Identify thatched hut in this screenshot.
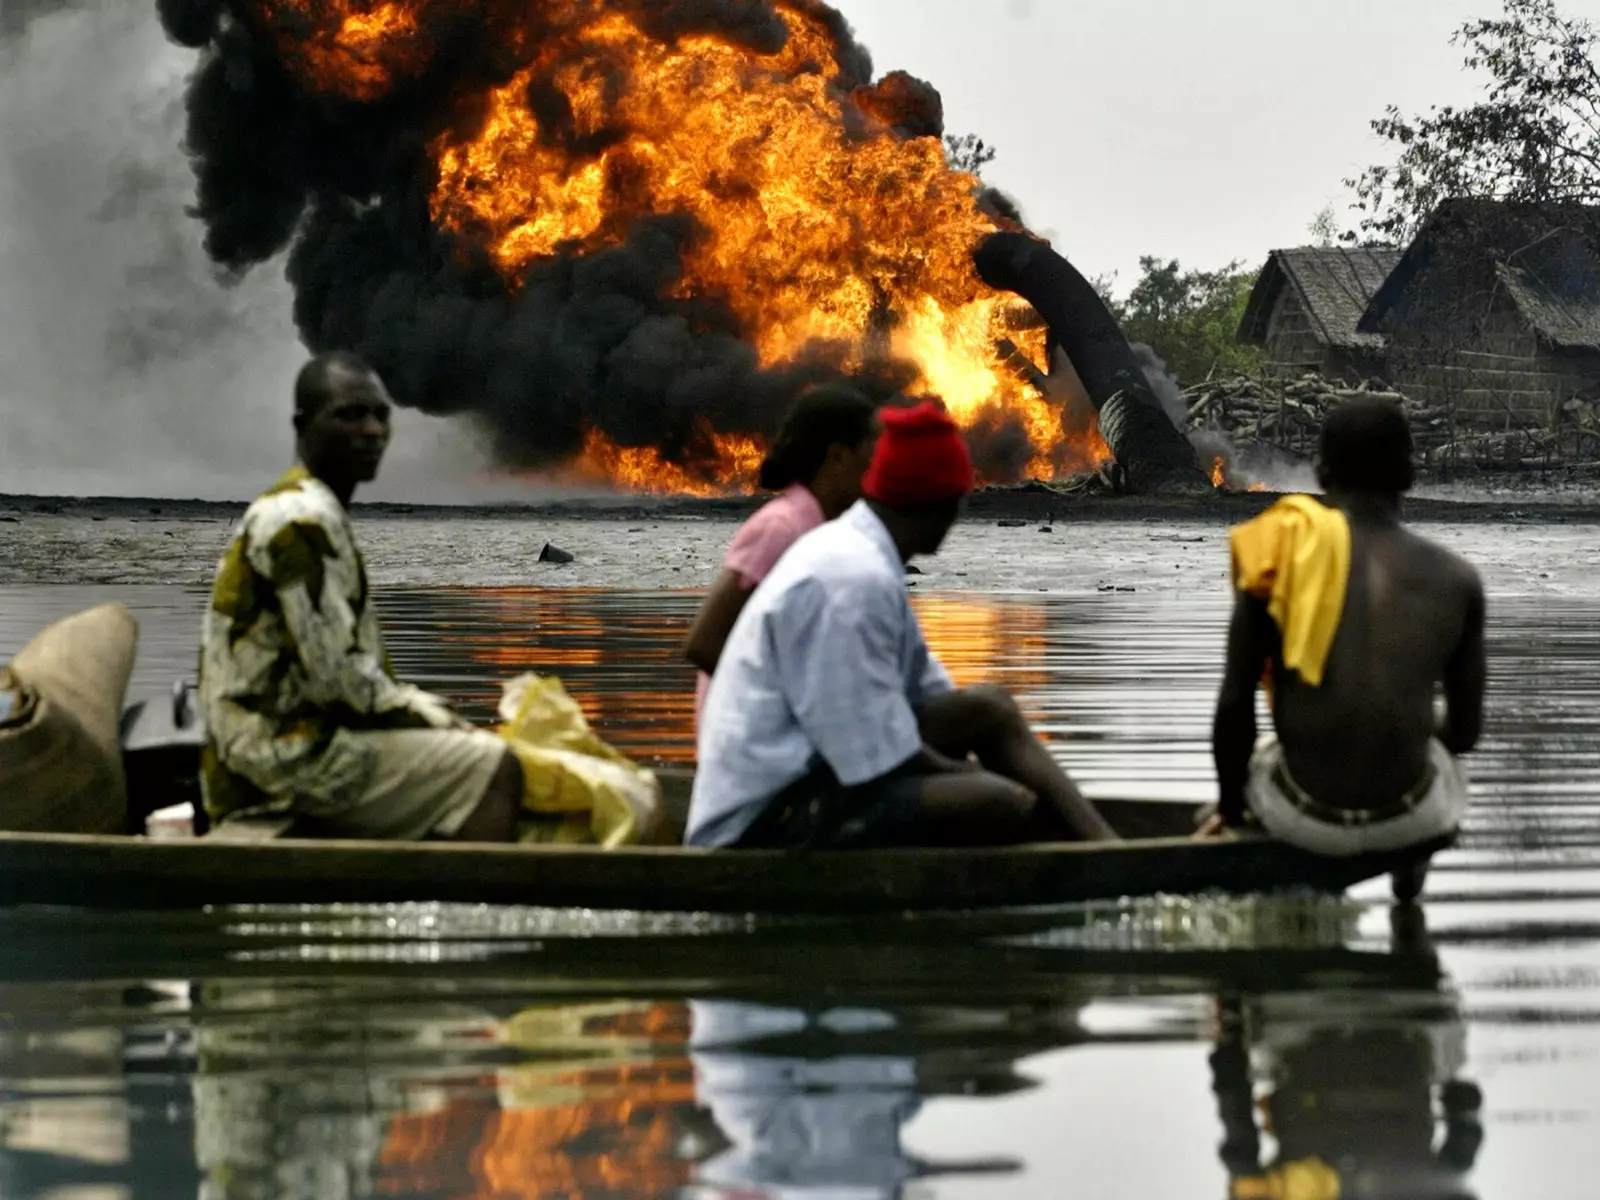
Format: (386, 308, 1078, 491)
(1357, 199, 1600, 427)
(1237, 247, 1401, 382)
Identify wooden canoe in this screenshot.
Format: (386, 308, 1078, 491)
(0, 692, 1442, 913)
(0, 816, 1448, 913)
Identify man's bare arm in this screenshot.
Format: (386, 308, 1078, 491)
(1440, 575, 1486, 756)
(683, 569, 754, 676)
(1212, 592, 1273, 825)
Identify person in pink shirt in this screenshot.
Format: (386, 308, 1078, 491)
(685, 386, 880, 725)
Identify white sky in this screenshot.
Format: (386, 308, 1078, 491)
(846, 0, 1575, 284)
(2, 0, 1597, 498)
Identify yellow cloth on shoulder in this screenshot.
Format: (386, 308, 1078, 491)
(1229, 495, 1351, 688)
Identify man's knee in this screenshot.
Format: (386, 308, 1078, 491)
(974, 772, 1037, 836)
(961, 685, 1025, 742)
(920, 684, 1026, 758)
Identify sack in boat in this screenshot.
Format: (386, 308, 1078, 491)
(0, 604, 138, 833)
(496, 673, 664, 847)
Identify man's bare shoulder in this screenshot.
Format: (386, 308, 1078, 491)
(1396, 524, 1484, 599)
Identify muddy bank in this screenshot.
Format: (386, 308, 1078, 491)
(8, 479, 1600, 527)
(3, 504, 1598, 595)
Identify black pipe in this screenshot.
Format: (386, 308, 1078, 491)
(975, 232, 1209, 493)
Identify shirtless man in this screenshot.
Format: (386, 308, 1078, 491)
(199, 352, 524, 841)
(1209, 399, 1485, 889)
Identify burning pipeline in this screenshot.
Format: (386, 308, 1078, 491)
(157, 0, 1111, 492)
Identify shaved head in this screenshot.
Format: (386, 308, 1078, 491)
(292, 351, 393, 500)
(294, 350, 375, 417)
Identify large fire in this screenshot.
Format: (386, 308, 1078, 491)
(242, 0, 1113, 492)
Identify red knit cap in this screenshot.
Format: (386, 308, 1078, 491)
(862, 401, 975, 505)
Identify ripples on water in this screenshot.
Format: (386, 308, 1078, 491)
(0, 584, 1595, 1197)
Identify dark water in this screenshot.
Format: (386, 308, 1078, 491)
(0, 585, 1596, 1198)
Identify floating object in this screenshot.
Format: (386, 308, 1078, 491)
(997, 519, 1027, 528)
(539, 542, 575, 564)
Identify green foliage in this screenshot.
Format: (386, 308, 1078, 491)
(1308, 206, 1341, 248)
(1104, 257, 1263, 385)
(944, 133, 997, 177)
(1349, 0, 1600, 242)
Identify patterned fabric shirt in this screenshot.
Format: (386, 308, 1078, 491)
(687, 501, 954, 847)
(198, 466, 454, 822)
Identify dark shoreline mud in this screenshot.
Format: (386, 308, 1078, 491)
(7, 483, 1600, 527)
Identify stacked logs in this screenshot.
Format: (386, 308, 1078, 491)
(1184, 374, 1600, 475)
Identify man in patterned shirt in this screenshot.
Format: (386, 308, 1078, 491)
(198, 352, 523, 841)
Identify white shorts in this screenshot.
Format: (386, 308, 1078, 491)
(1247, 737, 1469, 858)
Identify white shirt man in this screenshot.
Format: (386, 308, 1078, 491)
(688, 500, 952, 848)
(686, 400, 1114, 851)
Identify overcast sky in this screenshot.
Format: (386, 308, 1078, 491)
(847, 0, 1540, 284)
(1, 0, 1592, 498)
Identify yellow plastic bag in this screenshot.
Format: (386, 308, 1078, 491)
(496, 674, 663, 847)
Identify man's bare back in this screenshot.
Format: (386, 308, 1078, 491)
(1212, 401, 1485, 871)
(1267, 507, 1485, 810)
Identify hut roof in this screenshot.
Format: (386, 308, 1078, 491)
(1237, 247, 1402, 351)
(1358, 198, 1600, 350)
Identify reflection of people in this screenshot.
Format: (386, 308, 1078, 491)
(684, 386, 880, 726)
(1209, 400, 1486, 882)
(198, 352, 523, 841)
(192, 991, 722, 1200)
(1210, 909, 1484, 1200)
(688, 999, 1025, 1197)
(691, 1001, 924, 1195)
(689, 401, 1114, 849)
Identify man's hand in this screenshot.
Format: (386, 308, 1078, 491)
(411, 692, 463, 731)
(924, 746, 983, 775)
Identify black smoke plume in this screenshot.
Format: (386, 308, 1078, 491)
(157, 0, 954, 474)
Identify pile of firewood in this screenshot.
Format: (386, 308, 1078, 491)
(1184, 373, 1600, 474)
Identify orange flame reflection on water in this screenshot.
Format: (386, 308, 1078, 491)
(440, 591, 1053, 764)
(378, 1000, 699, 1199)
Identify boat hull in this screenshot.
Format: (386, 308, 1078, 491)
(0, 826, 1448, 912)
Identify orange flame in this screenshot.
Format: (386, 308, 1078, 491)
(1211, 454, 1270, 493)
(247, 0, 1115, 493)
(566, 428, 765, 496)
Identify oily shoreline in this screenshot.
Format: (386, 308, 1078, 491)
(7, 483, 1600, 527)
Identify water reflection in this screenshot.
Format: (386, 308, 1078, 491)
(1212, 909, 1482, 1200)
(1, 584, 1597, 1196)
(0, 898, 1495, 1200)
(378, 589, 1061, 767)
(178, 985, 1068, 1200)
(689, 999, 1037, 1195)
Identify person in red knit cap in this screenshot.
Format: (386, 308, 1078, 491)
(686, 400, 1116, 849)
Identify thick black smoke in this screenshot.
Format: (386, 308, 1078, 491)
(158, 0, 939, 472)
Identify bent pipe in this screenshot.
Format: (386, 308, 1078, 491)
(975, 232, 1209, 494)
